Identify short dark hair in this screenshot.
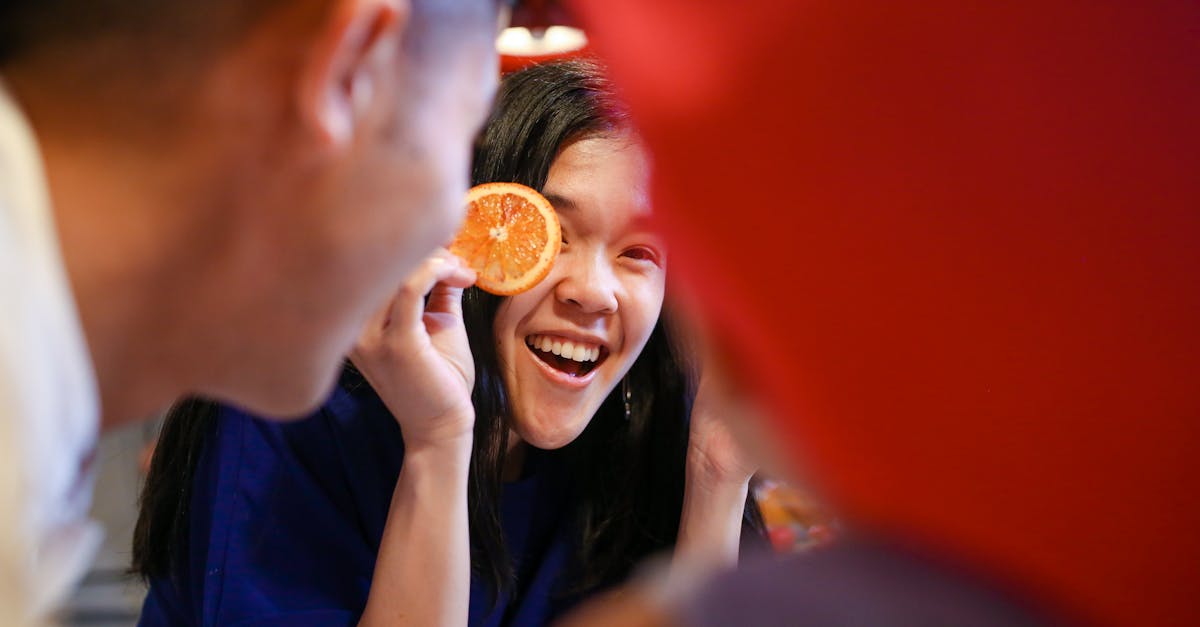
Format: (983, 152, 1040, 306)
(0, 0, 287, 67)
(0, 0, 503, 143)
(0, 0, 503, 88)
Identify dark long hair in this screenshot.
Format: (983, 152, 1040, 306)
(132, 59, 762, 598)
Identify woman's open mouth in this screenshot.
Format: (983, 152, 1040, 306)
(525, 334, 608, 378)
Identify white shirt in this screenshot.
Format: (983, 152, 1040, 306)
(0, 78, 103, 623)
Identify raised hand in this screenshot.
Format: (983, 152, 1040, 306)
(687, 364, 759, 487)
(356, 250, 478, 627)
(669, 308, 758, 486)
(349, 249, 477, 451)
(668, 307, 758, 574)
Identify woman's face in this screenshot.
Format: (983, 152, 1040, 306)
(494, 134, 666, 449)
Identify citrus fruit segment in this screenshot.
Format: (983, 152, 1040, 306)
(449, 182, 561, 296)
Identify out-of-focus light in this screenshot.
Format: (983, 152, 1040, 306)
(497, 26, 587, 57)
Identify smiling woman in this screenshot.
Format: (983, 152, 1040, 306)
(131, 59, 764, 627)
(496, 132, 665, 450)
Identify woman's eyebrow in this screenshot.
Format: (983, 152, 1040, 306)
(542, 192, 577, 212)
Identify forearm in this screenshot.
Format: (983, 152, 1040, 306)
(359, 438, 472, 627)
(673, 451, 751, 572)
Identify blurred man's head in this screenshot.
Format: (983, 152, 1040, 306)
(1, 0, 503, 419)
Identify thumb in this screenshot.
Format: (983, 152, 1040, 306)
(426, 268, 476, 317)
(390, 254, 471, 332)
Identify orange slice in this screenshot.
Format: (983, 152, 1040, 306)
(449, 182, 561, 295)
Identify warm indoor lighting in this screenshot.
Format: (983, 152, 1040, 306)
(496, 25, 588, 56)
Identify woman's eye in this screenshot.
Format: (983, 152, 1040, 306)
(621, 247, 660, 265)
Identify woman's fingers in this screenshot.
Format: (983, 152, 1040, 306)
(354, 251, 458, 350)
(387, 251, 472, 335)
(352, 250, 475, 365)
(426, 267, 476, 318)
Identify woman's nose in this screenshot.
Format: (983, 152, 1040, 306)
(554, 251, 619, 314)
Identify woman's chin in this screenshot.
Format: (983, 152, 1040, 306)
(512, 414, 591, 450)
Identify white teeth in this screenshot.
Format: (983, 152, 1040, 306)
(526, 335, 602, 363)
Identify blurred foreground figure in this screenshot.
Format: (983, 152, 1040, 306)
(0, 0, 501, 621)
(569, 1, 1200, 625)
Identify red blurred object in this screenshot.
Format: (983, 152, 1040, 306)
(808, 525, 836, 547)
(768, 526, 797, 553)
(510, 0, 574, 30)
(573, 1, 1200, 626)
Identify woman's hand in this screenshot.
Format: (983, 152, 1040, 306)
(671, 307, 758, 487)
(687, 366, 759, 488)
(350, 249, 477, 451)
(669, 307, 758, 575)
(356, 251, 478, 627)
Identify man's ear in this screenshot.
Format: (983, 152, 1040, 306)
(298, 0, 408, 148)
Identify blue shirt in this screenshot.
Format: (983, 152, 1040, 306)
(140, 382, 584, 626)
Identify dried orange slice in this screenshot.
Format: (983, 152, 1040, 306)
(449, 182, 561, 295)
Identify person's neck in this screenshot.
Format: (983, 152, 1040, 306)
(18, 87, 230, 429)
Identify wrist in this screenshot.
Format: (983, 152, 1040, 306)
(399, 405, 475, 457)
(404, 433, 473, 466)
(677, 454, 751, 572)
(398, 436, 473, 498)
(685, 445, 754, 490)
(402, 407, 474, 472)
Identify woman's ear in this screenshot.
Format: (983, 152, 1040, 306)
(297, 0, 409, 148)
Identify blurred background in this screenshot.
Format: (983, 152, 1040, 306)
(62, 423, 153, 626)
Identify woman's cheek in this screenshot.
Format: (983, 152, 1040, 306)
(622, 301, 662, 354)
